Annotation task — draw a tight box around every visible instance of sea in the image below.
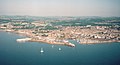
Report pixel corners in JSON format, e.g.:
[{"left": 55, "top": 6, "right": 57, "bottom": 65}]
[{"left": 0, "top": 31, "right": 120, "bottom": 65}]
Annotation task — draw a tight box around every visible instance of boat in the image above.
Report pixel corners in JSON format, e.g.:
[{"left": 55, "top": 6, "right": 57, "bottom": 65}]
[
  {"left": 52, "top": 45, "right": 54, "bottom": 48},
  {"left": 59, "top": 48, "right": 61, "bottom": 51},
  {"left": 77, "top": 40, "right": 80, "bottom": 43},
  {"left": 40, "top": 48, "right": 44, "bottom": 53}
]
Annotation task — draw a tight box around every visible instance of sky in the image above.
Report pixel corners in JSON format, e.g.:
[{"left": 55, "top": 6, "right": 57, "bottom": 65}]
[{"left": 0, "top": 0, "right": 120, "bottom": 16}]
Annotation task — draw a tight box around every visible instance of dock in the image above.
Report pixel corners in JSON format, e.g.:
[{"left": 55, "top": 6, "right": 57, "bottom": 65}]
[{"left": 16, "top": 38, "right": 32, "bottom": 42}]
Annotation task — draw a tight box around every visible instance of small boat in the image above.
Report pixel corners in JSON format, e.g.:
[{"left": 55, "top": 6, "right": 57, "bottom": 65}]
[
  {"left": 52, "top": 45, "right": 54, "bottom": 48},
  {"left": 77, "top": 40, "right": 80, "bottom": 43},
  {"left": 59, "top": 48, "right": 61, "bottom": 51},
  {"left": 40, "top": 48, "right": 44, "bottom": 53}
]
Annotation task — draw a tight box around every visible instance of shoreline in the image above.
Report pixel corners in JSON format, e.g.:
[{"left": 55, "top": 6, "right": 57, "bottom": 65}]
[
  {"left": 1, "top": 30, "right": 119, "bottom": 45},
  {"left": 78, "top": 39, "right": 120, "bottom": 44},
  {"left": 0, "top": 25, "right": 120, "bottom": 47},
  {"left": 1, "top": 30, "right": 75, "bottom": 47}
]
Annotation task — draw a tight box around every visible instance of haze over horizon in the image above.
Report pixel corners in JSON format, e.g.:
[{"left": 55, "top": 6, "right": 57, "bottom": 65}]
[{"left": 0, "top": 0, "right": 120, "bottom": 16}]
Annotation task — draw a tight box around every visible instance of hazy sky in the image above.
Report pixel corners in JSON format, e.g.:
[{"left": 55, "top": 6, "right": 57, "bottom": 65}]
[{"left": 0, "top": 0, "right": 120, "bottom": 16}]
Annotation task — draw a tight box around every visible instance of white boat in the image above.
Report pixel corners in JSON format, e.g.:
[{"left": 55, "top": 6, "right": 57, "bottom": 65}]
[
  {"left": 59, "top": 48, "right": 61, "bottom": 51},
  {"left": 40, "top": 48, "right": 44, "bottom": 53},
  {"left": 77, "top": 40, "right": 80, "bottom": 43},
  {"left": 52, "top": 45, "right": 54, "bottom": 48}
]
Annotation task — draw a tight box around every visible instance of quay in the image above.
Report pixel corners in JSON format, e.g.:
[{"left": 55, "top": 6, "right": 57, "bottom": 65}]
[{"left": 16, "top": 38, "right": 32, "bottom": 42}]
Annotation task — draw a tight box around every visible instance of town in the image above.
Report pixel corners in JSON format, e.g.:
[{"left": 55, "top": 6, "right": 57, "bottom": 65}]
[{"left": 0, "top": 15, "right": 120, "bottom": 47}]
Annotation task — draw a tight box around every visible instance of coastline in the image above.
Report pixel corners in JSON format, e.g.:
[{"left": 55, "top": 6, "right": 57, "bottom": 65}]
[
  {"left": 78, "top": 38, "right": 120, "bottom": 44},
  {"left": 0, "top": 30, "right": 75, "bottom": 47},
  {"left": 0, "top": 25, "right": 120, "bottom": 47}
]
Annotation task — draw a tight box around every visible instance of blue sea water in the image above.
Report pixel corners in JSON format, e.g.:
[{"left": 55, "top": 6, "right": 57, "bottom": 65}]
[{"left": 0, "top": 31, "right": 120, "bottom": 65}]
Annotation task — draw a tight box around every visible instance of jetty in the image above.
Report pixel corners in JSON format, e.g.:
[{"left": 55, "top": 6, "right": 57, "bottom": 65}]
[{"left": 16, "top": 38, "right": 32, "bottom": 42}]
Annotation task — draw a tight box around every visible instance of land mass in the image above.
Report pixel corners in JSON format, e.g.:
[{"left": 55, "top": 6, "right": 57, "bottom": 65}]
[{"left": 0, "top": 16, "right": 120, "bottom": 47}]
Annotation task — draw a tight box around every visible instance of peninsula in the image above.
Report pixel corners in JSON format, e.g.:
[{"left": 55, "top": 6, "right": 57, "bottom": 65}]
[{"left": 0, "top": 16, "right": 120, "bottom": 47}]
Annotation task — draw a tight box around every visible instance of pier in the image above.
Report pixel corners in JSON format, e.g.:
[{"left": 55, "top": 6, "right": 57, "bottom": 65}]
[{"left": 16, "top": 38, "right": 32, "bottom": 42}]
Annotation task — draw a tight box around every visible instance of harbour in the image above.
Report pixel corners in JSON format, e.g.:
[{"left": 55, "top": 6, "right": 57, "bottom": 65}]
[{"left": 0, "top": 31, "right": 120, "bottom": 65}]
